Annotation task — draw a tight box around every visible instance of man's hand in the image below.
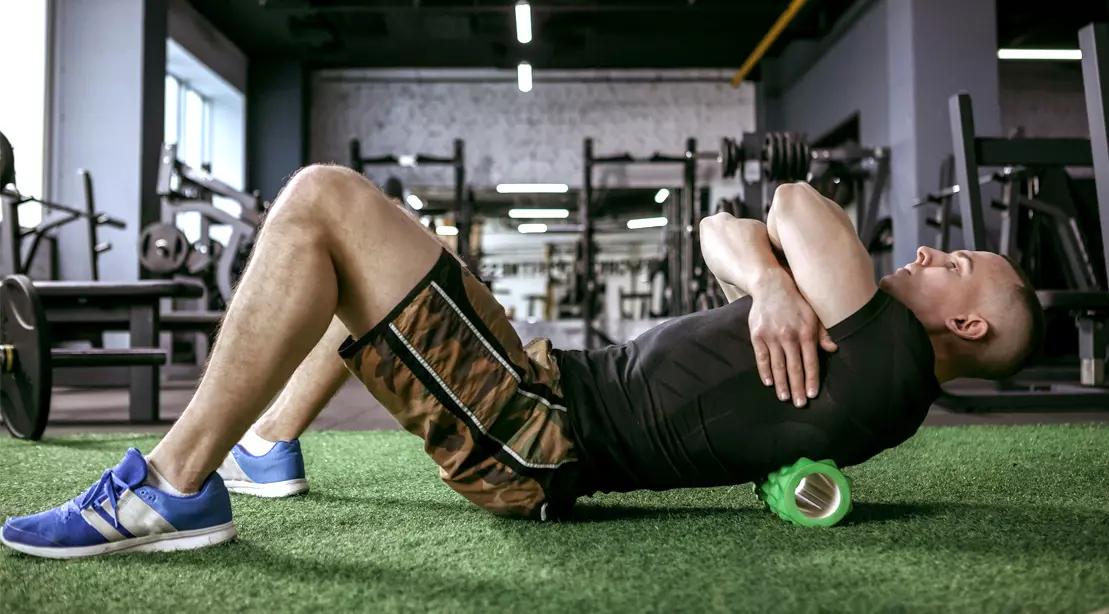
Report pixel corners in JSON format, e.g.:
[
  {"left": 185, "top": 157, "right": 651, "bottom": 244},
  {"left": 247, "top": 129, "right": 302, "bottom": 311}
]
[{"left": 748, "top": 271, "right": 838, "bottom": 407}]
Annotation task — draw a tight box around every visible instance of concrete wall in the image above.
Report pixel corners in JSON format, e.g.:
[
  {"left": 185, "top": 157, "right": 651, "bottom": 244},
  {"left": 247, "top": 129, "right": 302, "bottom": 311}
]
[
  {"left": 309, "top": 69, "right": 756, "bottom": 190},
  {"left": 1000, "top": 62, "right": 1090, "bottom": 138},
  {"left": 48, "top": 0, "right": 167, "bottom": 282},
  {"left": 766, "top": 0, "right": 1001, "bottom": 263},
  {"left": 772, "top": 2, "right": 890, "bottom": 148}
]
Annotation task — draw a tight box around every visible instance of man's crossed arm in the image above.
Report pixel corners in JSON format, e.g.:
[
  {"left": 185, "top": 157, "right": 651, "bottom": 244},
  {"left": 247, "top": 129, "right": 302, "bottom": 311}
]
[{"left": 699, "top": 182, "right": 878, "bottom": 407}]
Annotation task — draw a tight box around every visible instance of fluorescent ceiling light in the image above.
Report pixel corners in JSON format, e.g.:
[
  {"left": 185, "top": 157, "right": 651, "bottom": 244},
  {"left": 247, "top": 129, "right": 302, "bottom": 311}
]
[
  {"left": 496, "top": 183, "right": 568, "bottom": 194},
  {"left": 518, "top": 61, "right": 533, "bottom": 93},
  {"left": 508, "top": 208, "right": 569, "bottom": 219},
  {"left": 405, "top": 194, "right": 424, "bottom": 210},
  {"left": 997, "top": 48, "right": 1081, "bottom": 61},
  {"left": 515, "top": 2, "right": 532, "bottom": 44},
  {"left": 518, "top": 223, "right": 548, "bottom": 234},
  {"left": 654, "top": 188, "right": 670, "bottom": 204},
  {"left": 627, "top": 217, "right": 668, "bottom": 230},
  {"left": 436, "top": 225, "right": 459, "bottom": 236}
]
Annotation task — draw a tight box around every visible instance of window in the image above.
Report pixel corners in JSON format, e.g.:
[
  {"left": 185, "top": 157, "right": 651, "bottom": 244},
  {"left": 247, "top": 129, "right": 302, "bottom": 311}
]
[
  {"left": 0, "top": 0, "right": 49, "bottom": 227},
  {"left": 163, "top": 74, "right": 212, "bottom": 170}
]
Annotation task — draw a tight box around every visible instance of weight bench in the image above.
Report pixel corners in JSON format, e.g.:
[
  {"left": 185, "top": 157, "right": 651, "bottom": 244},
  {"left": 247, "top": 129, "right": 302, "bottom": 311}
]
[{"left": 36, "top": 278, "right": 206, "bottom": 427}]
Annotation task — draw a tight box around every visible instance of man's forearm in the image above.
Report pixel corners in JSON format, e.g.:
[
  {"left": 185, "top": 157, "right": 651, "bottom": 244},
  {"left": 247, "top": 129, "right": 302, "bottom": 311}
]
[{"left": 700, "top": 214, "right": 794, "bottom": 301}]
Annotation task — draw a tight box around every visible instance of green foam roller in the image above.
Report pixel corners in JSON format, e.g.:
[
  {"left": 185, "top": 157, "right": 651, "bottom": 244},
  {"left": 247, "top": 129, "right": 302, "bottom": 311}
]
[{"left": 753, "top": 457, "right": 853, "bottom": 527}]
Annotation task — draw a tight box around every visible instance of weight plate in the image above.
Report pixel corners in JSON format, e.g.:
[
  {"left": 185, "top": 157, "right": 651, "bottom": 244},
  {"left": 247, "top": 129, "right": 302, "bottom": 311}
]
[
  {"left": 0, "top": 275, "right": 51, "bottom": 440},
  {"left": 186, "top": 240, "right": 224, "bottom": 276},
  {"left": 139, "top": 223, "right": 190, "bottom": 274},
  {"left": 763, "top": 133, "right": 777, "bottom": 181},
  {"left": 792, "top": 135, "right": 806, "bottom": 180},
  {"left": 0, "top": 130, "right": 14, "bottom": 189},
  {"left": 720, "top": 138, "right": 739, "bottom": 179}
]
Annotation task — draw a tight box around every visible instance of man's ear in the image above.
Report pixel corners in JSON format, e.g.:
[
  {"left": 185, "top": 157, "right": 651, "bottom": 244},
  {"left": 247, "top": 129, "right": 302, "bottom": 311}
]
[{"left": 946, "top": 314, "right": 989, "bottom": 341}]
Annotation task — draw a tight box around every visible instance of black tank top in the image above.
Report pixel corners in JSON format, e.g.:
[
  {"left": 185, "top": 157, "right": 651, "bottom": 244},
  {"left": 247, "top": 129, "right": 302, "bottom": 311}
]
[{"left": 556, "top": 290, "right": 941, "bottom": 496}]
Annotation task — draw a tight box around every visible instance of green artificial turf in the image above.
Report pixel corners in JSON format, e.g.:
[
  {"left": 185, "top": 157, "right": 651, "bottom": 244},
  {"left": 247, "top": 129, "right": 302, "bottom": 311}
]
[{"left": 1, "top": 426, "right": 1108, "bottom": 614}]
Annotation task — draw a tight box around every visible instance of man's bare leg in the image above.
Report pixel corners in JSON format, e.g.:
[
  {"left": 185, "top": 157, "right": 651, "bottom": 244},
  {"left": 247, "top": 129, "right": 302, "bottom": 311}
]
[
  {"left": 249, "top": 316, "right": 352, "bottom": 443},
  {"left": 147, "top": 164, "right": 442, "bottom": 492}
]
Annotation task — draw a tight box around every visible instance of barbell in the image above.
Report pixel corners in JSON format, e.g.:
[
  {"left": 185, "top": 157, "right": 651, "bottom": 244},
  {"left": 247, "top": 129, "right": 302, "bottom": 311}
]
[
  {"left": 0, "top": 275, "right": 52, "bottom": 440},
  {"left": 0, "top": 275, "right": 169, "bottom": 440},
  {"left": 721, "top": 132, "right": 813, "bottom": 182}
]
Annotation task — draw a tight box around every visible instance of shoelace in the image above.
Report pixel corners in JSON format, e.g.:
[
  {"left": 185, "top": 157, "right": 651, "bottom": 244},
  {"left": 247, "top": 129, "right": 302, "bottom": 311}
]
[{"left": 75, "top": 469, "right": 129, "bottom": 528}]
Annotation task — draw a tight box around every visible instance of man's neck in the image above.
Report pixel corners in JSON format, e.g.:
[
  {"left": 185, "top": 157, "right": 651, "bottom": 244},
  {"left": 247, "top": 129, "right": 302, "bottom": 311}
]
[{"left": 928, "top": 334, "right": 961, "bottom": 384}]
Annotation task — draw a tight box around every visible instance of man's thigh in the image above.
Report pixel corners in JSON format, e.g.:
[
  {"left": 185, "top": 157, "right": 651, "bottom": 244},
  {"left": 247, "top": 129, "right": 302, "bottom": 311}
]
[{"left": 337, "top": 251, "right": 579, "bottom": 520}]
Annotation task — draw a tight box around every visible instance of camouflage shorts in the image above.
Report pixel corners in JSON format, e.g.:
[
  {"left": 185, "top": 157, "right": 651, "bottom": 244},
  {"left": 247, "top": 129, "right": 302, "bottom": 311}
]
[{"left": 338, "top": 250, "right": 580, "bottom": 521}]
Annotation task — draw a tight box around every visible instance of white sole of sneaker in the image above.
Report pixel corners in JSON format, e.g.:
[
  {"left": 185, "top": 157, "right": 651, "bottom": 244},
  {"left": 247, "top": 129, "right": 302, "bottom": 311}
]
[
  {"left": 223, "top": 478, "right": 309, "bottom": 498},
  {"left": 1, "top": 521, "right": 237, "bottom": 560}
]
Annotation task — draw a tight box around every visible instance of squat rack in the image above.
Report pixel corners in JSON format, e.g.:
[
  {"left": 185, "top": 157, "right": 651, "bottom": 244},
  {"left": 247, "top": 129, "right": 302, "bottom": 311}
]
[
  {"left": 580, "top": 138, "right": 716, "bottom": 349},
  {"left": 348, "top": 138, "right": 475, "bottom": 270}
]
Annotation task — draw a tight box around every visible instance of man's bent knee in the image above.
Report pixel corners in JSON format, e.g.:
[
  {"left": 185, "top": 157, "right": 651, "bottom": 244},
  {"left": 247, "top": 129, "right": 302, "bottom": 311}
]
[{"left": 269, "top": 164, "right": 386, "bottom": 226}]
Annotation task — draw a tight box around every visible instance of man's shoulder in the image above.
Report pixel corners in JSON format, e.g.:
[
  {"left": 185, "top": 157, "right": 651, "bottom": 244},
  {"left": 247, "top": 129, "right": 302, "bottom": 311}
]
[
  {"left": 826, "top": 289, "right": 926, "bottom": 343},
  {"left": 827, "top": 290, "right": 936, "bottom": 382}
]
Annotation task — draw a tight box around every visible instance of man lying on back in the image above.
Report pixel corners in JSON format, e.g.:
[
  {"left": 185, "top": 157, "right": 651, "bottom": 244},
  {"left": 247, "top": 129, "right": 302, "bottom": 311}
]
[{"left": 2, "top": 172, "right": 1044, "bottom": 558}]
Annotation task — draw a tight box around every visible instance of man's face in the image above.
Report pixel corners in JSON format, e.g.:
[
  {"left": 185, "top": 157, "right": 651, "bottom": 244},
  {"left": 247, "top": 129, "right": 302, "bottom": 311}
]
[{"left": 879, "top": 246, "right": 1018, "bottom": 330}]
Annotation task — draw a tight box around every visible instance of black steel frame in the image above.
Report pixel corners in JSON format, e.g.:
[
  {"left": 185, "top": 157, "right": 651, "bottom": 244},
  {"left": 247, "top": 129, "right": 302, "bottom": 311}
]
[
  {"left": 580, "top": 138, "right": 705, "bottom": 349},
  {"left": 1, "top": 171, "right": 119, "bottom": 281},
  {"left": 348, "top": 138, "right": 473, "bottom": 270}
]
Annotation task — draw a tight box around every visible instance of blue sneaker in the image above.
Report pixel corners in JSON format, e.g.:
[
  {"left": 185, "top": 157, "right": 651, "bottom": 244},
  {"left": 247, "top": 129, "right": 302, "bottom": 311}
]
[
  {"left": 1, "top": 448, "right": 235, "bottom": 559},
  {"left": 216, "top": 440, "right": 308, "bottom": 498}
]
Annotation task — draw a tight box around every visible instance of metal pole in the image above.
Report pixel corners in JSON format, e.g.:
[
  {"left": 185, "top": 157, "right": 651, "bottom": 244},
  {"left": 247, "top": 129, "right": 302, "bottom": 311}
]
[
  {"left": 1079, "top": 23, "right": 1109, "bottom": 282},
  {"left": 452, "top": 140, "right": 472, "bottom": 270},
  {"left": 349, "top": 138, "right": 362, "bottom": 172},
  {"left": 81, "top": 170, "right": 99, "bottom": 281},
  {"left": 948, "top": 93, "right": 990, "bottom": 250},
  {"left": 681, "top": 138, "right": 697, "bottom": 314},
  {"left": 582, "top": 138, "right": 595, "bottom": 349}
]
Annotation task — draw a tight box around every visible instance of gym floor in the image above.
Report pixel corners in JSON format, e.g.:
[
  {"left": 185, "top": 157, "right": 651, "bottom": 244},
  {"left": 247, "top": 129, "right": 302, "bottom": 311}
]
[{"left": 3, "top": 398, "right": 1108, "bottom": 613}]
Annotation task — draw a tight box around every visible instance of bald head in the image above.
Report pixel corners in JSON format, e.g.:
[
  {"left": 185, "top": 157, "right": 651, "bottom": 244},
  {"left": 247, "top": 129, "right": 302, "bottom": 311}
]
[{"left": 879, "top": 247, "right": 1044, "bottom": 380}]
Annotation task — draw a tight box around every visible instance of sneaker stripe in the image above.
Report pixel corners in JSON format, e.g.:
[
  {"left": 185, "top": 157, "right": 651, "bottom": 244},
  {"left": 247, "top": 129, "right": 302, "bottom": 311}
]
[
  {"left": 80, "top": 508, "right": 127, "bottom": 542},
  {"left": 219, "top": 452, "right": 250, "bottom": 483},
  {"left": 90, "top": 503, "right": 135, "bottom": 539},
  {"left": 101, "top": 490, "right": 177, "bottom": 536}
]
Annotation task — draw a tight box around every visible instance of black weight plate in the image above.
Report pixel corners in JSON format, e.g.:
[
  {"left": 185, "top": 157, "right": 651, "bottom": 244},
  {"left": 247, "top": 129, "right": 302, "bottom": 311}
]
[
  {"left": 763, "top": 133, "right": 776, "bottom": 181},
  {"left": 0, "top": 130, "right": 14, "bottom": 189},
  {"left": 0, "top": 275, "right": 51, "bottom": 440},
  {"left": 720, "top": 138, "right": 738, "bottom": 179},
  {"left": 791, "top": 135, "right": 804, "bottom": 180},
  {"left": 140, "top": 223, "right": 190, "bottom": 274}
]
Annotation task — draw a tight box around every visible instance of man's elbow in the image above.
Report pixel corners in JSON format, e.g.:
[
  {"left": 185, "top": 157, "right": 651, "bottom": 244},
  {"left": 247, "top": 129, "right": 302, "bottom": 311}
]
[
  {"left": 768, "top": 182, "right": 810, "bottom": 218},
  {"left": 700, "top": 212, "right": 765, "bottom": 237}
]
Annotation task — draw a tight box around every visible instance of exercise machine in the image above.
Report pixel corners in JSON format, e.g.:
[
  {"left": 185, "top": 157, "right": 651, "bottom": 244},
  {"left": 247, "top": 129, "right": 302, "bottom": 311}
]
[
  {"left": 937, "top": 22, "right": 1109, "bottom": 412},
  {"left": 144, "top": 143, "right": 266, "bottom": 310}
]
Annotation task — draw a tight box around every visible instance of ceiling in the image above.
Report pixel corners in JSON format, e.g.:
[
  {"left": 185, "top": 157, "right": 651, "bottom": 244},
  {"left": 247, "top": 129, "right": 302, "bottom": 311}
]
[
  {"left": 187, "top": 0, "right": 854, "bottom": 71},
  {"left": 188, "top": 0, "right": 1109, "bottom": 72}
]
